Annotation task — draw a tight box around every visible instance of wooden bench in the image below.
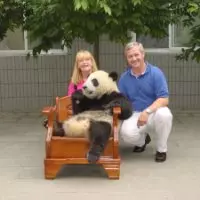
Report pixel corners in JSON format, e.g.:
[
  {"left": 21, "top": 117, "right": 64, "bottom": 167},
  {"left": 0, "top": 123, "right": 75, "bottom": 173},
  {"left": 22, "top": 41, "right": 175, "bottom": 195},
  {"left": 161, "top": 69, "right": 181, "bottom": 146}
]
[{"left": 42, "top": 95, "right": 121, "bottom": 179}]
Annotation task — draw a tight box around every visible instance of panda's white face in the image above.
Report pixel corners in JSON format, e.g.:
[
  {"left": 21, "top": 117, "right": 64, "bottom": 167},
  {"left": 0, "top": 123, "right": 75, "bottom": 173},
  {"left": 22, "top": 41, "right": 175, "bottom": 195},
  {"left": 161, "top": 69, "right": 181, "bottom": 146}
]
[{"left": 82, "top": 70, "right": 119, "bottom": 99}]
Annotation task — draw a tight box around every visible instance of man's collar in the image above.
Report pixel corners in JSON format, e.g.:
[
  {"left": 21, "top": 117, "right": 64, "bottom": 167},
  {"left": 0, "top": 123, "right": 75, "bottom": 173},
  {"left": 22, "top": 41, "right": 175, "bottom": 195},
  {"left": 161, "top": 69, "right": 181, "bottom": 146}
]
[{"left": 128, "top": 62, "right": 150, "bottom": 78}]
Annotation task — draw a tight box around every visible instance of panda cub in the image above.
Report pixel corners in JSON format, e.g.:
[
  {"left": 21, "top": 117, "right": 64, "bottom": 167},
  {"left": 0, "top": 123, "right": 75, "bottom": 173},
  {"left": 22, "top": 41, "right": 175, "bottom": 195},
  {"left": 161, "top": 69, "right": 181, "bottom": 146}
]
[{"left": 56, "top": 70, "right": 133, "bottom": 163}]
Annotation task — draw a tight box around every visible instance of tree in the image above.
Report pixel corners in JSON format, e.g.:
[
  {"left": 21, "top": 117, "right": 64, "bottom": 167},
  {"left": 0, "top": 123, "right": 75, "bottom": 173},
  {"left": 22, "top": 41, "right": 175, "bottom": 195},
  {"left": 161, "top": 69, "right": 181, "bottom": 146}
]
[
  {"left": 173, "top": 1, "right": 200, "bottom": 62},
  {"left": 0, "top": 0, "right": 24, "bottom": 41},
  {"left": 24, "top": 0, "right": 176, "bottom": 64},
  {"left": 0, "top": 0, "right": 200, "bottom": 63}
]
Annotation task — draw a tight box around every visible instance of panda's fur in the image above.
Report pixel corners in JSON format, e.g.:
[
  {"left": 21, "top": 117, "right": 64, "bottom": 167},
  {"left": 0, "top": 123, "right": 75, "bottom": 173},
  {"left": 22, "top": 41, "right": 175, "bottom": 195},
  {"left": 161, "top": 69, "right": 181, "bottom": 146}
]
[
  {"left": 63, "top": 110, "right": 113, "bottom": 138},
  {"left": 54, "top": 70, "right": 133, "bottom": 163}
]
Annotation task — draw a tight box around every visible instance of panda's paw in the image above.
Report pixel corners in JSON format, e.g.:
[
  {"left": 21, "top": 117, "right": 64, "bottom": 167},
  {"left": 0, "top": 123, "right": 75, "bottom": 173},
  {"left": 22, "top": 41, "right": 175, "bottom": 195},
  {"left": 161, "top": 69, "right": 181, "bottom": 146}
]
[
  {"left": 111, "top": 101, "right": 121, "bottom": 108},
  {"left": 72, "top": 90, "right": 84, "bottom": 101},
  {"left": 86, "top": 152, "right": 100, "bottom": 163},
  {"left": 43, "top": 119, "right": 48, "bottom": 129},
  {"left": 105, "top": 101, "right": 118, "bottom": 108}
]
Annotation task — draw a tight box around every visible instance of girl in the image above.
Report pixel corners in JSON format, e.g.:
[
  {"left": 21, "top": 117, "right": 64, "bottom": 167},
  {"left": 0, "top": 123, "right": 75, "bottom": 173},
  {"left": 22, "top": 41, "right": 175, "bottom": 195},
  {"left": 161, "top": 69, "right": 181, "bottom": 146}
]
[{"left": 68, "top": 50, "right": 98, "bottom": 96}]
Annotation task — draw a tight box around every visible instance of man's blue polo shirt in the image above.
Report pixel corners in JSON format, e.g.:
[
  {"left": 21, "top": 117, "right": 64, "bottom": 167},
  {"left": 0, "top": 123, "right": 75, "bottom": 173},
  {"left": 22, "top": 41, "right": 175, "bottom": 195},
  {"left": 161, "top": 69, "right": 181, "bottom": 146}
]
[{"left": 118, "top": 63, "right": 169, "bottom": 112}]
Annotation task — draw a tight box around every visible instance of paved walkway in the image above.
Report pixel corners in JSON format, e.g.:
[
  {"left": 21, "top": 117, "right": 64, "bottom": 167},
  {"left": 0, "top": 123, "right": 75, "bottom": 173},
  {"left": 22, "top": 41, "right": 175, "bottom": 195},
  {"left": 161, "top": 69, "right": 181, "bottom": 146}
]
[{"left": 0, "top": 112, "right": 200, "bottom": 200}]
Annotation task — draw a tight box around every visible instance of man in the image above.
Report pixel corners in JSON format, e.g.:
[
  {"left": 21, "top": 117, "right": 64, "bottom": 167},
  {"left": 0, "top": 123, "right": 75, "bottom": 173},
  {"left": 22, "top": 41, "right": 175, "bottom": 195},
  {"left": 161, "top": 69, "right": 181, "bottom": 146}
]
[{"left": 118, "top": 41, "right": 173, "bottom": 162}]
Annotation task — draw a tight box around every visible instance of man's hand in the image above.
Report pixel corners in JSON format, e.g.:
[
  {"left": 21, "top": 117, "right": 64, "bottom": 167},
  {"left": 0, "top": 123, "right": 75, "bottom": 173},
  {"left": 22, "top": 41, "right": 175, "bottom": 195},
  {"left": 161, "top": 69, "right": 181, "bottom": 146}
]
[{"left": 137, "top": 111, "right": 149, "bottom": 128}]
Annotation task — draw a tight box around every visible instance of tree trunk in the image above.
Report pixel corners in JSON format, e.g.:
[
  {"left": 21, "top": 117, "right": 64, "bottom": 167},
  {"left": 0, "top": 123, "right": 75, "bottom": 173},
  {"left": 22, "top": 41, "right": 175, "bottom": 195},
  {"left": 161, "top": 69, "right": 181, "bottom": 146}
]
[{"left": 94, "top": 37, "right": 100, "bottom": 68}]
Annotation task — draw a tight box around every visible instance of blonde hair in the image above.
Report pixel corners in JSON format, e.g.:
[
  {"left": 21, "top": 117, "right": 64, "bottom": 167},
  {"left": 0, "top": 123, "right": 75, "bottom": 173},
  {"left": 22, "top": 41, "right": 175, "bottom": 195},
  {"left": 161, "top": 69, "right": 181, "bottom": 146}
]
[
  {"left": 71, "top": 50, "right": 98, "bottom": 84},
  {"left": 124, "top": 41, "right": 145, "bottom": 56}
]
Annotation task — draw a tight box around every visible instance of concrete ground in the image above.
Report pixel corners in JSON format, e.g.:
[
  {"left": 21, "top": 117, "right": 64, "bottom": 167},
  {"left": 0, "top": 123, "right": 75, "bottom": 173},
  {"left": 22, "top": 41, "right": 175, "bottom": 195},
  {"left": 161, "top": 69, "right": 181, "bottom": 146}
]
[{"left": 0, "top": 112, "right": 200, "bottom": 200}]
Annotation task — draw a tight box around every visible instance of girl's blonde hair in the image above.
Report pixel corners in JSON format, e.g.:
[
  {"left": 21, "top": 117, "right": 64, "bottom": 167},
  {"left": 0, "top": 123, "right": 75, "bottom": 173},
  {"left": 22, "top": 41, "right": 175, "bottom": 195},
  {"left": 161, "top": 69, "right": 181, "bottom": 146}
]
[{"left": 71, "top": 50, "right": 98, "bottom": 84}]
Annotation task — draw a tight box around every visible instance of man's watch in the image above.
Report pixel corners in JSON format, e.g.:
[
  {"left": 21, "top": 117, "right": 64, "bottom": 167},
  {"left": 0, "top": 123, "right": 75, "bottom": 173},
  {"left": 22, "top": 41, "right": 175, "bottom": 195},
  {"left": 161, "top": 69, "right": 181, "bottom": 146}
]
[{"left": 145, "top": 108, "right": 153, "bottom": 114}]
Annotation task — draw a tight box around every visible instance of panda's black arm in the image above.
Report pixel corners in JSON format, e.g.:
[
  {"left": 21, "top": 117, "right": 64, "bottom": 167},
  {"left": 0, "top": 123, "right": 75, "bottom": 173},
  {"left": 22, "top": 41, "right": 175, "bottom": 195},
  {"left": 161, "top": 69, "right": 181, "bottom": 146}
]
[
  {"left": 71, "top": 90, "right": 96, "bottom": 114},
  {"left": 107, "top": 92, "right": 133, "bottom": 120},
  {"left": 117, "top": 97, "right": 133, "bottom": 120},
  {"left": 71, "top": 90, "right": 87, "bottom": 114}
]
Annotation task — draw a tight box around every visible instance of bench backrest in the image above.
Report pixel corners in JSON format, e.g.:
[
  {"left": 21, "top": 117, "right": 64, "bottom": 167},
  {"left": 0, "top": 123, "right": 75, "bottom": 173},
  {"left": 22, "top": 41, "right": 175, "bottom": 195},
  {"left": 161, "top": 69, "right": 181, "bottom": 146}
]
[{"left": 55, "top": 96, "right": 73, "bottom": 122}]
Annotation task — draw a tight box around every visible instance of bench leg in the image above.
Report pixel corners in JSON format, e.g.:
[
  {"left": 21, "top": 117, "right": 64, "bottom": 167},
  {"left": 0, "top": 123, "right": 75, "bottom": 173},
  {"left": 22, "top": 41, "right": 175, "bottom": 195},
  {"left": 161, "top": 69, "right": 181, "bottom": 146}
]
[
  {"left": 44, "top": 160, "right": 62, "bottom": 179},
  {"left": 102, "top": 163, "right": 120, "bottom": 180}
]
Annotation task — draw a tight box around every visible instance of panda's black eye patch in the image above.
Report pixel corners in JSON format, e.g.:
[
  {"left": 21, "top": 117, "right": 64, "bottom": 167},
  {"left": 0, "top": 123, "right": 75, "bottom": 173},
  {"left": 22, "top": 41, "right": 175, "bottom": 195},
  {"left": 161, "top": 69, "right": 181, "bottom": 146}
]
[{"left": 92, "top": 78, "right": 99, "bottom": 87}]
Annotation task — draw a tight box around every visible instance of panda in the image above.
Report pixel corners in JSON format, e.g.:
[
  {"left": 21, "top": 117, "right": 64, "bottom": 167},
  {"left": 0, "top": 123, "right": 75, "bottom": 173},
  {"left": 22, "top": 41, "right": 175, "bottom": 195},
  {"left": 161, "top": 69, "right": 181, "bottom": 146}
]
[{"left": 54, "top": 70, "right": 133, "bottom": 163}]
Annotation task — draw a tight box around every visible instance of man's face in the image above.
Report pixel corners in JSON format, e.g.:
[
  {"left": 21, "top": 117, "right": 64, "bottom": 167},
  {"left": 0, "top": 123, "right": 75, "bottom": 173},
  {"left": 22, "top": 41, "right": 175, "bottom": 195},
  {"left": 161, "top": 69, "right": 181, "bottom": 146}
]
[{"left": 126, "top": 46, "right": 145, "bottom": 69}]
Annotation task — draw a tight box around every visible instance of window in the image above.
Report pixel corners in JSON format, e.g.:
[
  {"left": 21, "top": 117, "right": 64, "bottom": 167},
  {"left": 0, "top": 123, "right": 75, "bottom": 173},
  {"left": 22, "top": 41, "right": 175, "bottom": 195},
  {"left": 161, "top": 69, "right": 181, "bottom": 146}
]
[
  {"left": 131, "top": 17, "right": 200, "bottom": 49},
  {"left": 27, "top": 31, "right": 65, "bottom": 51},
  {"left": 170, "top": 17, "right": 200, "bottom": 48},
  {"left": 137, "top": 35, "right": 169, "bottom": 48},
  {"left": 0, "top": 29, "right": 67, "bottom": 53},
  {"left": 128, "top": 31, "right": 169, "bottom": 49},
  {"left": 170, "top": 23, "right": 192, "bottom": 47},
  {"left": 0, "top": 19, "right": 199, "bottom": 52},
  {"left": 0, "top": 29, "right": 25, "bottom": 50}
]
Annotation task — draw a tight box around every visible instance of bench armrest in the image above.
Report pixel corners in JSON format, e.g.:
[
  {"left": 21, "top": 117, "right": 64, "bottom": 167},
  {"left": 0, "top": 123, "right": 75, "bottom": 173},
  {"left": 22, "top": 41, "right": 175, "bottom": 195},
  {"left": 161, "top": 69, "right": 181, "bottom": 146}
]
[
  {"left": 42, "top": 106, "right": 56, "bottom": 116},
  {"left": 112, "top": 106, "right": 121, "bottom": 158},
  {"left": 44, "top": 107, "right": 55, "bottom": 158}
]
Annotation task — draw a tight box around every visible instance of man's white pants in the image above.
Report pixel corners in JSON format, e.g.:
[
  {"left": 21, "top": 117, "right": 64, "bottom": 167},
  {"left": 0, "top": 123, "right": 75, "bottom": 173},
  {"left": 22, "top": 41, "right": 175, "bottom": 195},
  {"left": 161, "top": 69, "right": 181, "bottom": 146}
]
[{"left": 120, "top": 107, "right": 173, "bottom": 152}]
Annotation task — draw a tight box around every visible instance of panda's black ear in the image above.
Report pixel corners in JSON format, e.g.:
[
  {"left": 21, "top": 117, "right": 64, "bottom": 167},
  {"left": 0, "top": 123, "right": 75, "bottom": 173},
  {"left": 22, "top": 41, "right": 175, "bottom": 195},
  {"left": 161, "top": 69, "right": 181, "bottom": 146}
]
[{"left": 109, "top": 71, "right": 118, "bottom": 81}]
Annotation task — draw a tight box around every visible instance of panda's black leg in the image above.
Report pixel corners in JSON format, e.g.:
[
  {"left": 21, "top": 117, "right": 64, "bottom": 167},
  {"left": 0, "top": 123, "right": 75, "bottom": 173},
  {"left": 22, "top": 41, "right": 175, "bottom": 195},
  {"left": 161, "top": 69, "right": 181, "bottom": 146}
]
[
  {"left": 53, "top": 121, "right": 65, "bottom": 137},
  {"left": 43, "top": 118, "right": 48, "bottom": 129},
  {"left": 87, "top": 121, "right": 112, "bottom": 163}
]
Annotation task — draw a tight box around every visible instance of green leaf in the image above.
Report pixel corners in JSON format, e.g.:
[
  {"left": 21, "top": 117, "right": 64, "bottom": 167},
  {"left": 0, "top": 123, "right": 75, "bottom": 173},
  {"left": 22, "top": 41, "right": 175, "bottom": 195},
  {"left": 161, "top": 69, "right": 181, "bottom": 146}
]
[
  {"left": 187, "top": 2, "right": 199, "bottom": 14},
  {"left": 131, "top": 0, "right": 142, "bottom": 6},
  {"left": 103, "top": 4, "right": 112, "bottom": 15},
  {"left": 74, "top": 0, "right": 82, "bottom": 10},
  {"left": 81, "top": 0, "right": 88, "bottom": 10},
  {"left": 87, "top": 21, "right": 95, "bottom": 31}
]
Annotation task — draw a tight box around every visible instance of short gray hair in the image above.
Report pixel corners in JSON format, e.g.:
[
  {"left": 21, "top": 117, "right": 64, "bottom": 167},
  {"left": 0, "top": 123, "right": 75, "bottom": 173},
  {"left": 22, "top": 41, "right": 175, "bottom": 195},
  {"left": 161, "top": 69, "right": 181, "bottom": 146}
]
[{"left": 124, "top": 41, "right": 145, "bottom": 54}]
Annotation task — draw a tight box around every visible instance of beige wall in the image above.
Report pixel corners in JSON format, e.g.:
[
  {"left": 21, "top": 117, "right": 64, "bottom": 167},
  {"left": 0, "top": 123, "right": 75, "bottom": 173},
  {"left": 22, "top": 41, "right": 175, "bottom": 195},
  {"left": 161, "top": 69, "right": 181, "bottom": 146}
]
[{"left": 0, "top": 37, "right": 199, "bottom": 112}]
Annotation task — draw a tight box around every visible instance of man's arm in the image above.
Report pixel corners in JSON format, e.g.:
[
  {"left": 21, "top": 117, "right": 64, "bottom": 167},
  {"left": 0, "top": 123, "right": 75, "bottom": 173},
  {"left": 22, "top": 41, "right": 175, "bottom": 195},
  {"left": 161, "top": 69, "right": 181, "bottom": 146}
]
[
  {"left": 146, "top": 97, "right": 169, "bottom": 113},
  {"left": 146, "top": 68, "right": 169, "bottom": 113},
  {"left": 137, "top": 68, "right": 169, "bottom": 127}
]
